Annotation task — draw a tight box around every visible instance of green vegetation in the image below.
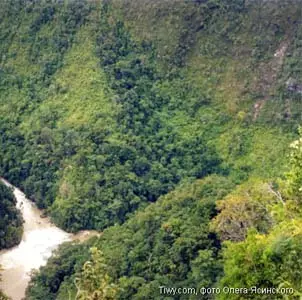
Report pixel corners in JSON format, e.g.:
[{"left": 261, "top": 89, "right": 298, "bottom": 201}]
[
  {"left": 0, "top": 292, "right": 9, "bottom": 300},
  {"left": 25, "top": 242, "right": 91, "bottom": 300},
  {"left": 1, "top": 0, "right": 300, "bottom": 233},
  {"left": 0, "top": 290, "right": 10, "bottom": 300},
  {"left": 218, "top": 222, "right": 302, "bottom": 299},
  {"left": 0, "top": 266, "right": 10, "bottom": 300},
  {"left": 0, "top": 182, "right": 22, "bottom": 298},
  {"left": 214, "top": 130, "right": 302, "bottom": 299},
  {"left": 0, "top": 182, "right": 23, "bottom": 249},
  {"left": 74, "top": 247, "right": 118, "bottom": 300},
  {"left": 26, "top": 175, "right": 233, "bottom": 299},
  {"left": 0, "top": 0, "right": 302, "bottom": 299}
]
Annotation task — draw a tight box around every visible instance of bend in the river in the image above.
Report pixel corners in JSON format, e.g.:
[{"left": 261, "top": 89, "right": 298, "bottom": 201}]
[{"left": 0, "top": 179, "right": 100, "bottom": 300}]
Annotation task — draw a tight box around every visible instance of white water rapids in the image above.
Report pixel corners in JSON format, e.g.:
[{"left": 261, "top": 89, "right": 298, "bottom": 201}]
[{"left": 0, "top": 179, "right": 99, "bottom": 300}]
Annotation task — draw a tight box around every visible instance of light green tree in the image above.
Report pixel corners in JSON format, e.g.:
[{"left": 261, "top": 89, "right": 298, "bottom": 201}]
[
  {"left": 285, "top": 127, "right": 302, "bottom": 202},
  {"left": 74, "top": 247, "right": 118, "bottom": 300}
]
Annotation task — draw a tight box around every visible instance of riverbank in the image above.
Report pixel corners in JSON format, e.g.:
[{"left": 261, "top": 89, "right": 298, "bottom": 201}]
[{"left": 0, "top": 179, "right": 100, "bottom": 300}]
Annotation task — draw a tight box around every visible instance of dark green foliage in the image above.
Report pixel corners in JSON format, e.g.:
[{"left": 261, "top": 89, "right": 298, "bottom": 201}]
[
  {"left": 102, "top": 176, "right": 233, "bottom": 300},
  {"left": 26, "top": 176, "right": 234, "bottom": 300},
  {"left": 0, "top": 0, "right": 224, "bottom": 232},
  {"left": 2, "top": 0, "right": 302, "bottom": 299},
  {"left": 0, "top": 0, "right": 296, "bottom": 233},
  {"left": 218, "top": 226, "right": 302, "bottom": 299},
  {"left": 0, "top": 290, "right": 9, "bottom": 300},
  {"left": 0, "top": 181, "right": 23, "bottom": 249},
  {"left": 25, "top": 242, "right": 91, "bottom": 300},
  {"left": 0, "top": 0, "right": 93, "bottom": 210}
]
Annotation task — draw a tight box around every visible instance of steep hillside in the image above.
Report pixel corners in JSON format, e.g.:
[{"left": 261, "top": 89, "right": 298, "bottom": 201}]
[
  {"left": 0, "top": 0, "right": 302, "bottom": 299},
  {"left": 1, "top": 0, "right": 300, "bottom": 232}
]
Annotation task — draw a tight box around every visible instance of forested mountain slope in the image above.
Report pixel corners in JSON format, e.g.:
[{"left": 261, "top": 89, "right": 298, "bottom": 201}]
[
  {"left": 1, "top": 0, "right": 301, "bottom": 232},
  {"left": 0, "top": 0, "right": 302, "bottom": 299}
]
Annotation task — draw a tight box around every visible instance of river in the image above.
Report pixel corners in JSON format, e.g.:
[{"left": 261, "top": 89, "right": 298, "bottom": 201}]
[{"left": 0, "top": 179, "right": 99, "bottom": 300}]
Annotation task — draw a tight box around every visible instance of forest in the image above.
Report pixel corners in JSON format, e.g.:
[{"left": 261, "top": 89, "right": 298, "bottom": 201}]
[
  {"left": 0, "top": 182, "right": 23, "bottom": 249},
  {"left": 0, "top": 0, "right": 302, "bottom": 299}
]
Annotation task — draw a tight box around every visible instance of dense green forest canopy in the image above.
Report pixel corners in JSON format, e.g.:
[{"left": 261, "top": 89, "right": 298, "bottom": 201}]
[
  {"left": 1, "top": 0, "right": 301, "bottom": 232},
  {"left": 26, "top": 175, "right": 234, "bottom": 299},
  {"left": 0, "top": 0, "right": 302, "bottom": 299},
  {"left": 0, "top": 181, "right": 23, "bottom": 249}
]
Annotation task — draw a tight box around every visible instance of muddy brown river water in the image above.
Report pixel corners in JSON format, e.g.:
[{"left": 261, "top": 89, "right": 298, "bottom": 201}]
[{"left": 0, "top": 179, "right": 99, "bottom": 300}]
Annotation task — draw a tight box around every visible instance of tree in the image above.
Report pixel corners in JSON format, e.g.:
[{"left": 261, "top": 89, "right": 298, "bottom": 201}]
[
  {"left": 75, "top": 247, "right": 118, "bottom": 300},
  {"left": 218, "top": 221, "right": 302, "bottom": 299},
  {"left": 211, "top": 180, "right": 280, "bottom": 242},
  {"left": 285, "top": 128, "right": 302, "bottom": 201},
  {"left": 0, "top": 182, "right": 23, "bottom": 249}
]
